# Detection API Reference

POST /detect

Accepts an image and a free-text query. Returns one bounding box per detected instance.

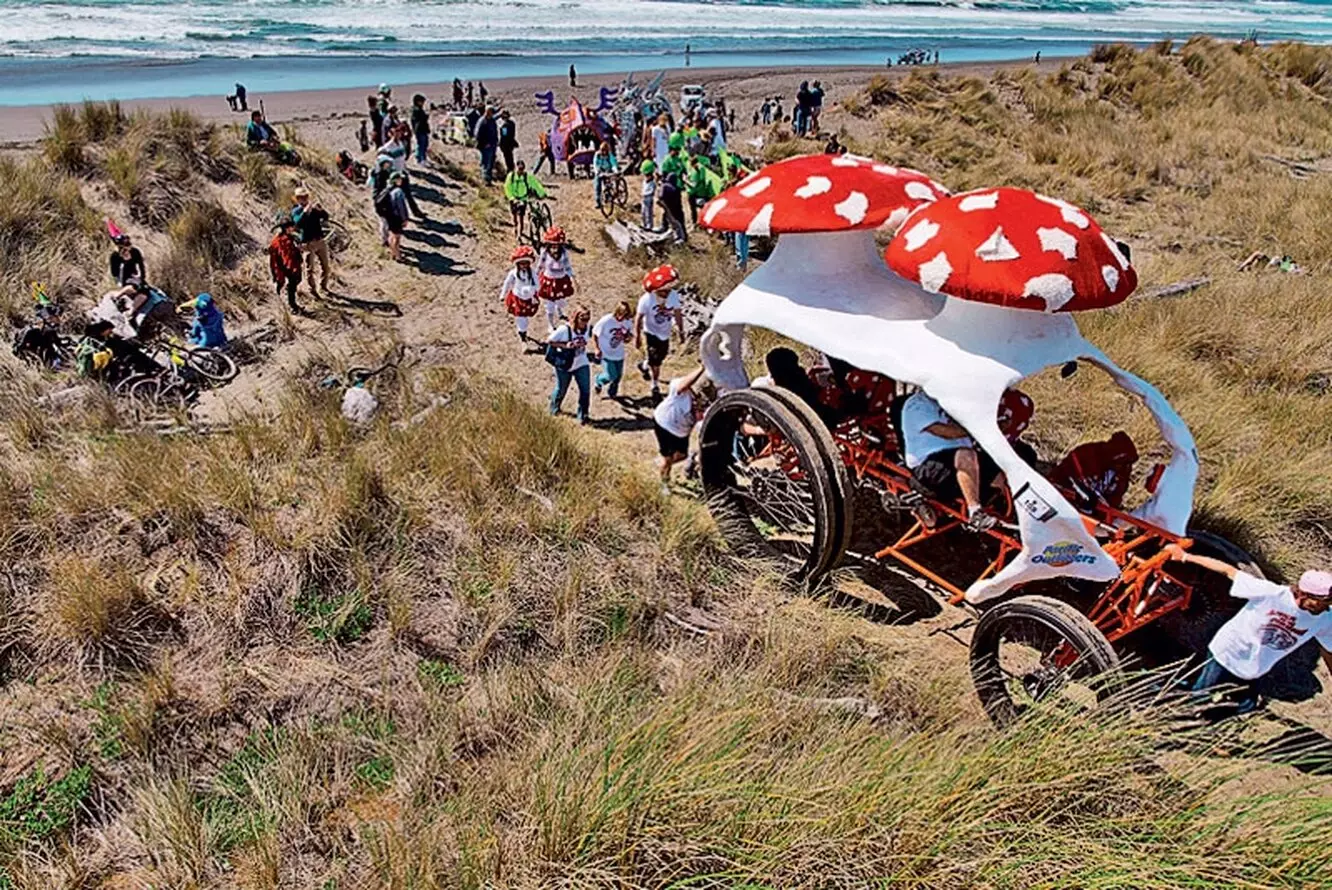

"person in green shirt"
[503,159,547,235]
[686,155,719,225]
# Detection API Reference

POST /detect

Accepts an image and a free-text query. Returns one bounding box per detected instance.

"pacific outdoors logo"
[1032,541,1097,567]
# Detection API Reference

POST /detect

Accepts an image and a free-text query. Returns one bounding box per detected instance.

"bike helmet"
[997,388,1034,437]
[643,264,680,293]
[541,226,568,245]
[511,245,536,263]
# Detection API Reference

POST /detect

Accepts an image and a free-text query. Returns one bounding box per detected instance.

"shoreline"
[0,57,1072,146]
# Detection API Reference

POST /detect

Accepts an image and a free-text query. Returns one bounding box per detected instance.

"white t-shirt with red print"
[592,313,633,361]
[547,323,590,371]
[636,290,681,341]
[1208,572,1332,680]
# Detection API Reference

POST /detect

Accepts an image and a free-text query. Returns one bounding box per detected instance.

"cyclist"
[592,141,619,211]
[503,159,548,236]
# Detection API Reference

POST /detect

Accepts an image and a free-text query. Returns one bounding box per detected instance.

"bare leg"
[954,447,983,512]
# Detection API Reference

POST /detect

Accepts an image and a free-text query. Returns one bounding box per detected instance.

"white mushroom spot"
[702,198,728,226]
[872,164,900,176]
[746,203,775,237]
[831,155,862,167]
[959,191,1000,212]
[737,169,764,188]
[794,176,832,199]
[1101,231,1130,269]
[834,191,869,226]
[905,181,937,202]
[976,226,1020,262]
[1035,193,1090,229]
[902,218,941,252]
[739,176,772,198]
[1102,264,1120,292]
[884,206,910,234]
[918,252,954,293]
[1037,226,1079,260]
[1023,273,1076,312]
[930,179,952,196]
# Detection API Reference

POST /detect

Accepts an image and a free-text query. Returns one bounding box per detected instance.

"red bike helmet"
[997,388,1034,437]
[511,245,536,263]
[541,226,567,245]
[643,264,680,293]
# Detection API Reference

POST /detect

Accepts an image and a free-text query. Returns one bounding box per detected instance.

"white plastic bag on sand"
[341,386,379,424]
[90,291,136,339]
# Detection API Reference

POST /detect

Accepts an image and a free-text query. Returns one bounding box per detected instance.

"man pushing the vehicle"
[1166,545,1332,712]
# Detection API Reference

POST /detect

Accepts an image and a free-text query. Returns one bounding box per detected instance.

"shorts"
[645,332,670,367]
[385,215,404,235]
[654,422,691,458]
[911,447,1000,501]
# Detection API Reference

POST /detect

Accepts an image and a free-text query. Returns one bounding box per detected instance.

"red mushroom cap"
[511,245,536,263]
[541,226,568,245]
[998,388,1034,437]
[700,154,949,237]
[884,187,1137,312]
[643,264,680,293]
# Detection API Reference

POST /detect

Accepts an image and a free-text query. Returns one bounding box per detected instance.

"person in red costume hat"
[536,226,577,337]
[499,245,540,343]
[634,264,685,399]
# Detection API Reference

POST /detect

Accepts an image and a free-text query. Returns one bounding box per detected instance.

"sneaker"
[965,508,998,533]
[682,453,699,480]
[638,360,651,381]
[594,380,603,395]
[651,383,662,399]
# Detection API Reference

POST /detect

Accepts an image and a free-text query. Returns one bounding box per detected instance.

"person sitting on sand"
[75,319,158,382]
[245,110,279,152]
[109,234,146,288]
[504,159,547,236]
[185,292,227,349]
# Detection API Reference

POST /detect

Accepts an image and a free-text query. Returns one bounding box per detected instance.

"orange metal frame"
[834,427,1194,645]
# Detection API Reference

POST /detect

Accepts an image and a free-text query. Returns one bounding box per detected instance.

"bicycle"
[146,335,239,386]
[524,199,555,249]
[597,171,630,220]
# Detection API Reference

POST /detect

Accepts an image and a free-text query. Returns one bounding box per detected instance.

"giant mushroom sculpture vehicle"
[691,158,1289,723]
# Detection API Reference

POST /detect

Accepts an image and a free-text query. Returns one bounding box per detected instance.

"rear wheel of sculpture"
[970,595,1121,726]
[699,388,842,585]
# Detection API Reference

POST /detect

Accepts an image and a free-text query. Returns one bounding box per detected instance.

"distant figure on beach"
[808,80,825,136]
[453,78,464,109]
[685,43,691,67]
[410,93,430,164]
[227,83,247,112]
[474,106,500,185]
[934,49,940,64]
[466,81,474,107]
[498,109,519,173]
[368,95,384,148]
[569,64,578,87]
[1034,51,1042,64]
[478,81,488,104]
[760,99,771,125]
[245,110,279,152]
[534,129,556,176]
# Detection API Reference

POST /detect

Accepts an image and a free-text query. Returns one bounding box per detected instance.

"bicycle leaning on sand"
[597,170,630,220]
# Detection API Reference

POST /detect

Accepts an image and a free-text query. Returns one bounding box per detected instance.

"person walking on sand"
[569,63,578,87]
[534,129,556,176]
[653,365,713,495]
[593,141,618,210]
[291,186,331,298]
[635,264,685,398]
[373,172,409,263]
[453,78,464,109]
[474,106,500,185]
[1164,545,1332,714]
[657,152,688,245]
[368,95,385,148]
[504,159,547,236]
[536,226,577,334]
[685,43,691,67]
[499,245,540,343]
[498,109,519,173]
[410,93,431,165]
[592,300,634,399]
[547,305,592,424]
[268,216,307,315]
[466,81,474,107]
[478,81,488,104]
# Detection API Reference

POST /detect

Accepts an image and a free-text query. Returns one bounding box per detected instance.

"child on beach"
[499,245,540,342]
[536,227,577,334]
[640,159,658,230]
[591,300,634,399]
[410,94,430,164]
[653,365,714,496]
[635,264,685,398]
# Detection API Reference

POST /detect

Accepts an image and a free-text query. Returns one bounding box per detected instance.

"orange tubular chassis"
[830,421,1195,645]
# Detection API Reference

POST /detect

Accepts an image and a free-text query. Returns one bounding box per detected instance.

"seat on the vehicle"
[1049,431,1138,509]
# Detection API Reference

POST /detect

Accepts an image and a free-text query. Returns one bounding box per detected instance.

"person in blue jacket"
[186,292,227,348]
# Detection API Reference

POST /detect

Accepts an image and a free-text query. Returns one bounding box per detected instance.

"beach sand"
[0,57,1069,146]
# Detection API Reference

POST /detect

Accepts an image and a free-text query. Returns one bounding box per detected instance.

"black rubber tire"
[700,388,841,585]
[756,385,853,574]
[970,594,1121,726]
[185,348,238,384]
[1188,529,1264,578]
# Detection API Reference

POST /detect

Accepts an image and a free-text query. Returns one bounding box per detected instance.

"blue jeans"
[595,358,624,397]
[480,145,497,183]
[594,173,608,206]
[415,130,429,163]
[1193,657,1259,715]
[550,364,590,420]
[642,194,654,229]
[735,232,750,271]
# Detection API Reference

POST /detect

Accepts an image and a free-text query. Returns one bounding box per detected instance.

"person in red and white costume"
[634,264,685,398]
[498,245,540,343]
[536,226,578,336]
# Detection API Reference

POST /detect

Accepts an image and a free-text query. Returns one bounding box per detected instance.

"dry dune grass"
[5,45,1332,887]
